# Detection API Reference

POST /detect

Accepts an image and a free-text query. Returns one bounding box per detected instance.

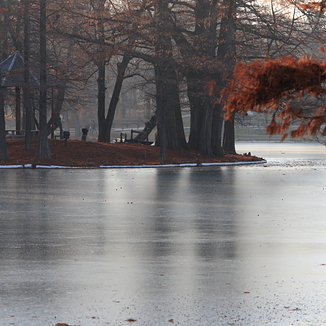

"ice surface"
[1,142,326,326]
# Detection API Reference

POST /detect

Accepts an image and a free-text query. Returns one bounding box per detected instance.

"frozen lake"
[1,142,326,326]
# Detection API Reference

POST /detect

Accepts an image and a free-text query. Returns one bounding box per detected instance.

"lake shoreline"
[1,138,265,168]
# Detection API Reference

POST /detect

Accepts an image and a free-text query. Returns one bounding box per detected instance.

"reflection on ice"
[1,143,326,325]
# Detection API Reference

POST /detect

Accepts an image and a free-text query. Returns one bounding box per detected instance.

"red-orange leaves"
[206,78,216,96]
[222,56,326,139]
[299,0,326,12]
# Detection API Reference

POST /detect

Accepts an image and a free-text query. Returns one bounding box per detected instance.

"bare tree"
[23,0,32,151]
[36,0,50,159]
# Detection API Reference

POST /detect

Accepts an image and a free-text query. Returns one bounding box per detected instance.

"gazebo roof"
[0,51,63,88]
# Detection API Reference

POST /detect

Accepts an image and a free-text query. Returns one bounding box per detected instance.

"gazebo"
[0,51,62,137]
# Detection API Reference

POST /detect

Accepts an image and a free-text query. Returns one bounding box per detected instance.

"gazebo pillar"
[15,86,21,134]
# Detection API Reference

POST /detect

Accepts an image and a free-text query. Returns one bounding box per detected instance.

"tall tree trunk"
[218,0,237,154]
[36,0,51,159]
[211,103,224,156]
[95,0,108,142]
[187,78,204,151]
[97,62,106,141]
[154,0,168,162]
[187,76,222,156]
[154,63,167,162]
[164,66,188,151]
[223,113,235,153]
[179,0,223,156]
[154,0,187,160]
[0,87,9,161]
[199,99,214,156]
[23,0,32,151]
[97,54,131,142]
[155,64,187,152]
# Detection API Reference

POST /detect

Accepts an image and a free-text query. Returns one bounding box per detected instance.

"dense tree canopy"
[222,56,326,140]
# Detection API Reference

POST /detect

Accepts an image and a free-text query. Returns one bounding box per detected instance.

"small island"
[1,139,264,168]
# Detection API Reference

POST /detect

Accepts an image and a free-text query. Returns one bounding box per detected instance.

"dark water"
[1,143,326,325]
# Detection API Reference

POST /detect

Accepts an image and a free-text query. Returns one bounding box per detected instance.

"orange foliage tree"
[222,56,326,140]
